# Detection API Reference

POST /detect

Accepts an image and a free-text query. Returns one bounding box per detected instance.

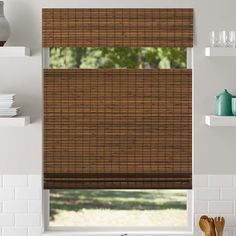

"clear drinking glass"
[227,30,236,47]
[219,30,227,47]
[210,31,218,47]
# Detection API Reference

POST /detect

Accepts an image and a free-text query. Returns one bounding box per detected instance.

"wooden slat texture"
[42,9,193,47]
[44,69,192,189]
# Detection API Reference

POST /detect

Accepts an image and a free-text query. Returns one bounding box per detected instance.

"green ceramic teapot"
[215,89,234,116]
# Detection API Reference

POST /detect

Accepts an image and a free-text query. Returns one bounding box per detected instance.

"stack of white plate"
[0,94,20,117]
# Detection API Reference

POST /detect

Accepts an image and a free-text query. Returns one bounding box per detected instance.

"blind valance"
[42,8,193,47]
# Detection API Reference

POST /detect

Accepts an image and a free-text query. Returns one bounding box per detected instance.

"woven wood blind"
[42,8,193,47]
[44,69,192,189]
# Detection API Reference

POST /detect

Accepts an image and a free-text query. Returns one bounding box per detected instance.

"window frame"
[42,48,194,235]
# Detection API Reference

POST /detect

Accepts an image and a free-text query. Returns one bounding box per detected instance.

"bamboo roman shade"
[43,8,193,189]
[42,9,193,47]
[44,69,192,189]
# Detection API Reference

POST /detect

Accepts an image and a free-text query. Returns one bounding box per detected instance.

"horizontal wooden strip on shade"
[45,173,191,189]
[45,179,191,189]
[42,8,193,47]
[44,69,192,189]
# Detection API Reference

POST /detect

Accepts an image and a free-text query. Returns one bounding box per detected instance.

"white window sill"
[42,231,193,236]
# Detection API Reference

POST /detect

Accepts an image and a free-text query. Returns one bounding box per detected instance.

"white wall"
[0,0,42,174]
[0,0,236,174]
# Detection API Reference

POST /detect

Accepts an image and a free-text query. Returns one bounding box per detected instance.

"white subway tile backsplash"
[3,200,27,213]
[15,214,41,226]
[15,188,41,200]
[194,175,208,187]
[3,175,27,187]
[194,227,202,236]
[225,228,235,236]
[0,189,14,201]
[209,201,234,214]
[0,214,14,226]
[222,215,236,227]
[2,227,27,236]
[28,227,42,236]
[194,200,208,214]
[0,175,42,235]
[28,200,41,213]
[195,188,220,200]
[234,176,236,187]
[209,175,234,187]
[221,188,236,200]
[194,175,236,236]
[28,175,42,188]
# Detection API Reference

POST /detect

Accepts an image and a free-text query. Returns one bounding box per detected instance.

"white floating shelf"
[0,116,30,127]
[205,47,236,57]
[0,47,30,57]
[205,115,236,126]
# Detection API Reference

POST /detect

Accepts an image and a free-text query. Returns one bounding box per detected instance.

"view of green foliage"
[50,190,187,227]
[49,48,186,69]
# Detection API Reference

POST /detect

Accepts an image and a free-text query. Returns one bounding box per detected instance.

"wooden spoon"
[201,215,209,221]
[214,217,225,236]
[208,217,217,236]
[199,218,212,236]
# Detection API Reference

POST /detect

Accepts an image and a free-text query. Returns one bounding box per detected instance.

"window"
[43,8,193,234]
[49,190,190,228]
[44,47,192,231]
[49,47,187,69]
